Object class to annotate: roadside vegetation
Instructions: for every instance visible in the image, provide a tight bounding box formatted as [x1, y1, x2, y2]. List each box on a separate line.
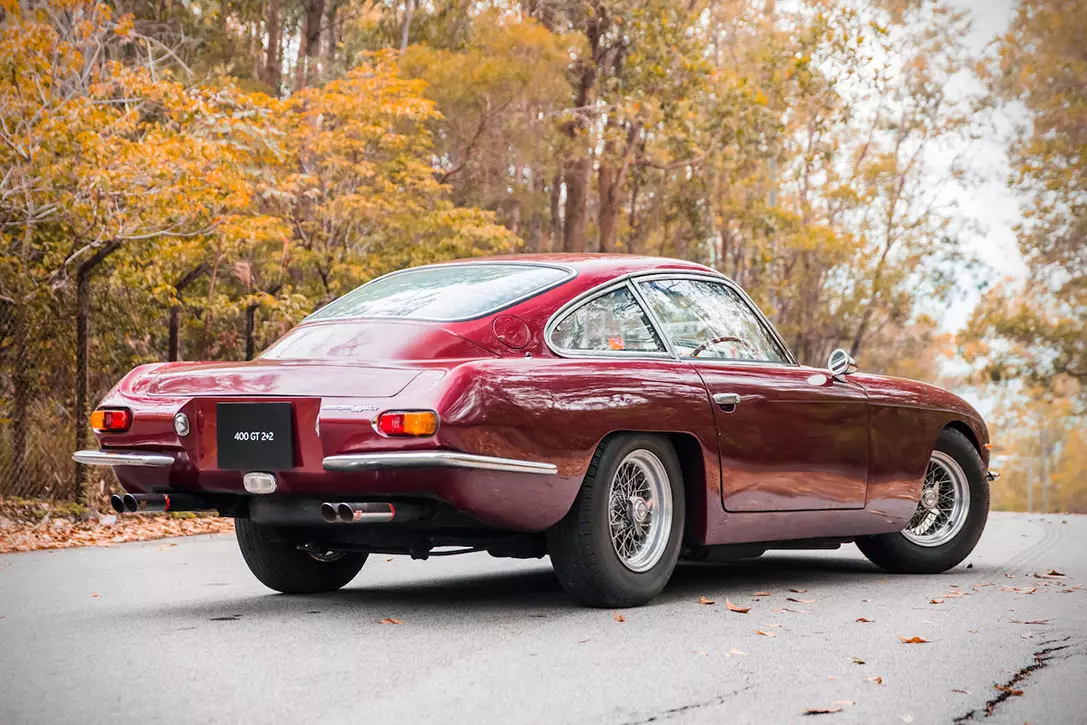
[0, 0, 1082, 522]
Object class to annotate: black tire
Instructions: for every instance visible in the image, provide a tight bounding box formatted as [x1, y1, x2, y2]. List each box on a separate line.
[235, 518, 366, 594]
[547, 434, 685, 608]
[857, 428, 989, 574]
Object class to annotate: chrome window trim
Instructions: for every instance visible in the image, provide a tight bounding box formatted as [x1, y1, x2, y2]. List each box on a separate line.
[544, 268, 798, 365]
[303, 261, 577, 325]
[543, 278, 674, 360]
[72, 449, 175, 467]
[323, 451, 557, 475]
[632, 271, 799, 366]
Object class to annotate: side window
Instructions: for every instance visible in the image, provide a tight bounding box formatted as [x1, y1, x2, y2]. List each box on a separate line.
[637, 278, 788, 363]
[551, 287, 666, 353]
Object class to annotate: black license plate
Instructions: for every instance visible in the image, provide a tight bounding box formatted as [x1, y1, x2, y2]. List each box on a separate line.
[216, 402, 294, 471]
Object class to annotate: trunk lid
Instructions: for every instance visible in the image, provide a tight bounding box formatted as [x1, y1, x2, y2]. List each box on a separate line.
[146, 360, 421, 398]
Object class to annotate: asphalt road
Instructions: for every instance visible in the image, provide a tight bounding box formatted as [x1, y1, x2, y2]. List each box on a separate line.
[2, 512, 1085, 724]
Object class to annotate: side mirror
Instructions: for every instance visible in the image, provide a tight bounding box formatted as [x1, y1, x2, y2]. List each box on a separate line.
[828, 348, 857, 378]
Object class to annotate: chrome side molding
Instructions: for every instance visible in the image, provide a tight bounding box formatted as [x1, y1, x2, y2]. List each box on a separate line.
[73, 450, 175, 468]
[322, 450, 558, 475]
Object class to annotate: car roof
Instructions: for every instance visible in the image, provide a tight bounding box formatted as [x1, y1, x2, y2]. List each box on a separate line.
[425, 253, 721, 290]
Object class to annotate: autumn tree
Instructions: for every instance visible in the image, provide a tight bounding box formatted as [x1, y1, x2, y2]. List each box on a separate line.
[962, 0, 1086, 407]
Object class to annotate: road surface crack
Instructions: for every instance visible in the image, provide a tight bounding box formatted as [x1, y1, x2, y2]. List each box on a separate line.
[619, 684, 755, 724]
[953, 637, 1072, 722]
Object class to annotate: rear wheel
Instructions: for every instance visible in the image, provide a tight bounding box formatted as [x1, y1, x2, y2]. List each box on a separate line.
[857, 428, 989, 574]
[547, 434, 685, 608]
[235, 518, 366, 594]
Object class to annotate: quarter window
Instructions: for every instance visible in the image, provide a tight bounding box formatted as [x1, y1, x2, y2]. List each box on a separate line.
[551, 287, 665, 353]
[637, 278, 788, 363]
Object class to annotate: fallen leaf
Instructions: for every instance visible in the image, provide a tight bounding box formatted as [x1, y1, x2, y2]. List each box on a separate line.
[898, 636, 929, 644]
[1032, 569, 1065, 579]
[91, 592, 100, 598]
[929, 599, 944, 604]
[754, 629, 776, 637]
[726, 599, 750, 614]
[951, 689, 970, 695]
[943, 591, 966, 598]
[1001, 586, 1037, 595]
[158, 542, 176, 550]
[787, 597, 816, 604]
[385, 558, 393, 562]
[753, 591, 772, 597]
[789, 588, 808, 593]
[378, 618, 402, 625]
[1010, 619, 1050, 625]
[856, 617, 873, 623]
[729, 648, 747, 656]
[1004, 573, 1016, 579]
[865, 676, 884, 685]
[802, 707, 842, 716]
[994, 685, 1023, 696]
[613, 612, 626, 623]
[698, 596, 716, 605]
[827, 675, 838, 681]
[851, 656, 866, 665]
[833, 700, 856, 706]
[772, 607, 809, 614]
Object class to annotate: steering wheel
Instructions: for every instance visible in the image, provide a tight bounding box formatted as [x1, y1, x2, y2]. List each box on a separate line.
[690, 335, 756, 359]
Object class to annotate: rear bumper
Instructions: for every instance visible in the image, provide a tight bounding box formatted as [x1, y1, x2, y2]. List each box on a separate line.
[74, 449, 556, 475]
[72, 447, 571, 532]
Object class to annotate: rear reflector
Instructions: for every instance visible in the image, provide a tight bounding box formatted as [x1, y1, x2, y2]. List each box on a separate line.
[375, 410, 438, 437]
[90, 408, 132, 432]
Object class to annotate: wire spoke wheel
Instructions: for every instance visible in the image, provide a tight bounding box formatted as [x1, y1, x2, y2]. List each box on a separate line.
[607, 449, 672, 572]
[902, 450, 971, 548]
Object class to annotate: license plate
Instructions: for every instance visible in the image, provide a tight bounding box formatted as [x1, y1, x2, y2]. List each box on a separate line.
[216, 402, 294, 471]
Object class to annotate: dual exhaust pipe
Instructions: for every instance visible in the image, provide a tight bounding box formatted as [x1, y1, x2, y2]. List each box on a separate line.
[110, 492, 204, 514]
[321, 502, 396, 524]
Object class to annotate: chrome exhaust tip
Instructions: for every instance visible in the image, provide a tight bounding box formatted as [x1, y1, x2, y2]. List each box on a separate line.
[320, 502, 340, 524]
[110, 495, 126, 514]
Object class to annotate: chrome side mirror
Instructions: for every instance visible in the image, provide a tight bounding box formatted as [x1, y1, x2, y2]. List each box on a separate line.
[828, 348, 857, 378]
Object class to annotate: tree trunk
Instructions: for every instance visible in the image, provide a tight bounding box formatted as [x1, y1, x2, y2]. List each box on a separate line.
[548, 169, 562, 252]
[74, 241, 121, 507]
[245, 304, 258, 361]
[400, 0, 415, 54]
[264, 0, 281, 91]
[295, 0, 326, 89]
[167, 264, 206, 362]
[597, 123, 641, 253]
[560, 14, 603, 253]
[9, 308, 29, 493]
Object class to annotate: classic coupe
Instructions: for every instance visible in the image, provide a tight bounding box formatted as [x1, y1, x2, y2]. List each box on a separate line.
[75, 255, 995, 607]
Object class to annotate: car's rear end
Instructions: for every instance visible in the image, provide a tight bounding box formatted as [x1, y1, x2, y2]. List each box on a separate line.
[74, 262, 581, 564]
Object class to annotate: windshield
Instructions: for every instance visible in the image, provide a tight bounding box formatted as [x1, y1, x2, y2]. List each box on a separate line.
[306, 264, 572, 322]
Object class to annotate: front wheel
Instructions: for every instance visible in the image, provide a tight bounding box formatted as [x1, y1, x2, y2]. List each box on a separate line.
[236, 518, 366, 594]
[857, 428, 989, 574]
[547, 434, 685, 608]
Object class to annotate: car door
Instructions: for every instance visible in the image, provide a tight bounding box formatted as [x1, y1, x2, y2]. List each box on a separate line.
[635, 275, 869, 511]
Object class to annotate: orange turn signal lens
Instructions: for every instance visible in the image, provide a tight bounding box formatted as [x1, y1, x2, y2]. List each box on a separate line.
[90, 408, 132, 432]
[376, 411, 438, 437]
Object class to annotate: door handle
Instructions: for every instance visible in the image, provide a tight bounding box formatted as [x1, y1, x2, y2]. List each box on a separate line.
[713, 392, 741, 412]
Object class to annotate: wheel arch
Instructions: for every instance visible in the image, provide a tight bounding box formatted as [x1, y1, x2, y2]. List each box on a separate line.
[944, 420, 981, 456]
[588, 430, 709, 546]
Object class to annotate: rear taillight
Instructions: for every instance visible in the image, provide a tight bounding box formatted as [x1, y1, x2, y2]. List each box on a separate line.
[375, 410, 439, 437]
[90, 408, 132, 432]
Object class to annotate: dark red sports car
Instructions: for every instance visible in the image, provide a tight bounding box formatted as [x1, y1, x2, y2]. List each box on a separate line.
[75, 255, 996, 607]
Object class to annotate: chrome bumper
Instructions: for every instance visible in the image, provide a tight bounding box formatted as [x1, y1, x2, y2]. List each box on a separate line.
[73, 450, 175, 467]
[73, 448, 557, 476]
[322, 451, 558, 475]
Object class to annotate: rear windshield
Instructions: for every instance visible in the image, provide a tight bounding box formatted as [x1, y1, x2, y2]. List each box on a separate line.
[306, 264, 571, 322]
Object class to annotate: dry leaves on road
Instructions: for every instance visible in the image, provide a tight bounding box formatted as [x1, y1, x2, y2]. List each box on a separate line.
[951, 689, 970, 695]
[1010, 619, 1050, 625]
[753, 591, 772, 597]
[613, 612, 626, 623]
[802, 706, 842, 716]
[789, 588, 808, 593]
[898, 636, 929, 644]
[851, 656, 866, 665]
[1001, 586, 1037, 595]
[0, 512, 234, 553]
[378, 618, 402, 625]
[753, 629, 776, 637]
[1033, 569, 1065, 579]
[787, 597, 816, 604]
[929, 599, 944, 604]
[698, 596, 716, 605]
[726, 599, 750, 614]
[856, 618, 873, 623]
[994, 685, 1024, 696]
[865, 676, 884, 685]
